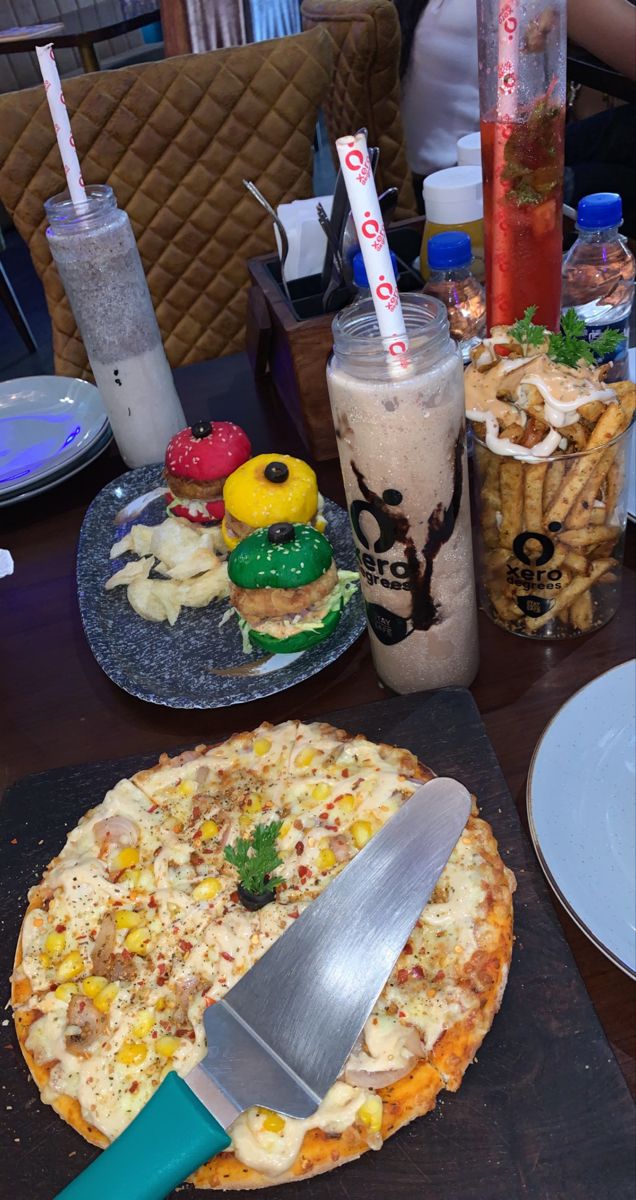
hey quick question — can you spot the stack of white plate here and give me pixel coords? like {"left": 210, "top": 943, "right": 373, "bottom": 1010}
{"left": 0, "top": 376, "right": 112, "bottom": 508}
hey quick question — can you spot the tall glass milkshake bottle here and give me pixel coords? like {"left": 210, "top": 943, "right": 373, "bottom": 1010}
{"left": 327, "top": 293, "right": 479, "bottom": 693}
{"left": 45, "top": 185, "right": 185, "bottom": 467}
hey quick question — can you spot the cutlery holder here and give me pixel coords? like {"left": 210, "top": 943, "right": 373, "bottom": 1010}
{"left": 246, "top": 220, "right": 425, "bottom": 461}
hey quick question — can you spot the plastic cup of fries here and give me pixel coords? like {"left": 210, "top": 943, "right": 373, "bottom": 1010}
{"left": 472, "top": 394, "right": 634, "bottom": 638}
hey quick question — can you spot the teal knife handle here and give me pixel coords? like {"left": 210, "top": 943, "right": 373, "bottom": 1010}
{"left": 56, "top": 1071, "right": 231, "bottom": 1200}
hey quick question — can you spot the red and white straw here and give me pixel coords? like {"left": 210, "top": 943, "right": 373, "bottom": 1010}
{"left": 335, "top": 131, "right": 409, "bottom": 366}
{"left": 489, "top": 2, "right": 520, "bottom": 321}
{"left": 36, "top": 43, "right": 86, "bottom": 207}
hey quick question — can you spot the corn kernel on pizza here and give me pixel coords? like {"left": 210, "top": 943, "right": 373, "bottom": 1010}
{"left": 12, "top": 722, "right": 515, "bottom": 1189}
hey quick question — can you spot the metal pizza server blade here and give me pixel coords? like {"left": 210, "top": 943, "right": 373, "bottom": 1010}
{"left": 56, "top": 776, "right": 470, "bottom": 1200}
{"left": 185, "top": 776, "right": 471, "bottom": 1124}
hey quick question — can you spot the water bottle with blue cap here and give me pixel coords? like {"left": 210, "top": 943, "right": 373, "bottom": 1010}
{"left": 561, "top": 193, "right": 635, "bottom": 382}
{"left": 351, "top": 249, "right": 399, "bottom": 300}
{"left": 423, "top": 232, "right": 486, "bottom": 364}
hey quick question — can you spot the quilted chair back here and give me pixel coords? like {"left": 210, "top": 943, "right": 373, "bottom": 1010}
{"left": 301, "top": 0, "right": 415, "bottom": 218}
{"left": 0, "top": 27, "right": 332, "bottom": 377}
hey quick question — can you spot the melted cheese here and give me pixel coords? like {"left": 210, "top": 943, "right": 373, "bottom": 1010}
{"left": 230, "top": 1082, "right": 372, "bottom": 1177}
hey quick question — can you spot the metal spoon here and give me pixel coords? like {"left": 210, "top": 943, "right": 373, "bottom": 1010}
{"left": 243, "top": 179, "right": 292, "bottom": 305}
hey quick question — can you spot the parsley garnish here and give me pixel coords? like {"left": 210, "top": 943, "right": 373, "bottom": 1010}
{"left": 507, "top": 306, "right": 623, "bottom": 369}
{"left": 509, "top": 306, "right": 547, "bottom": 351}
{"left": 548, "top": 309, "right": 623, "bottom": 368}
{"left": 224, "top": 820, "right": 284, "bottom": 895}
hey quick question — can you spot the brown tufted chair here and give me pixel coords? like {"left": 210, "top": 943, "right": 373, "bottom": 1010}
{"left": 0, "top": 27, "right": 332, "bottom": 378}
{"left": 301, "top": 0, "right": 415, "bottom": 218}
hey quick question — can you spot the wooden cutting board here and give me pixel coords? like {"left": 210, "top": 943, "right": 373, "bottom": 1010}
{"left": 0, "top": 688, "right": 633, "bottom": 1200}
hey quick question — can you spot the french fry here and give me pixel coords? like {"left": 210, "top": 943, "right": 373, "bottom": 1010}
{"left": 578, "top": 400, "right": 604, "bottom": 424}
{"left": 542, "top": 459, "right": 565, "bottom": 510}
{"left": 564, "top": 548, "right": 589, "bottom": 574}
{"left": 499, "top": 460, "right": 524, "bottom": 549}
{"left": 558, "top": 525, "right": 619, "bottom": 548}
{"left": 503, "top": 422, "right": 527, "bottom": 444}
{"left": 550, "top": 544, "right": 588, "bottom": 574}
{"left": 524, "top": 463, "right": 547, "bottom": 530}
{"left": 489, "top": 587, "right": 521, "bottom": 625}
{"left": 570, "top": 590, "right": 593, "bottom": 632}
{"left": 525, "top": 558, "right": 613, "bottom": 631}
{"left": 589, "top": 505, "right": 607, "bottom": 525}
{"left": 566, "top": 447, "right": 616, "bottom": 529}
{"left": 545, "top": 401, "right": 628, "bottom": 526}
{"left": 559, "top": 422, "right": 588, "bottom": 451}
{"left": 613, "top": 380, "right": 636, "bottom": 425}
{"left": 605, "top": 459, "right": 625, "bottom": 519}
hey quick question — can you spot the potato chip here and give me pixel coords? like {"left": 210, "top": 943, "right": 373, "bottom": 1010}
{"left": 105, "top": 557, "right": 155, "bottom": 590}
{"left": 110, "top": 524, "right": 154, "bottom": 559}
{"left": 178, "top": 566, "right": 229, "bottom": 607}
{"left": 159, "top": 548, "right": 226, "bottom": 581}
{"left": 127, "top": 578, "right": 182, "bottom": 626}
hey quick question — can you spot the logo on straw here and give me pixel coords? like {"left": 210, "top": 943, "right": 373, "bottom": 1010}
{"left": 375, "top": 276, "right": 397, "bottom": 308}
{"left": 69, "top": 135, "right": 76, "bottom": 148}
{"left": 499, "top": 4, "right": 517, "bottom": 37}
{"left": 361, "top": 211, "right": 385, "bottom": 251}
{"left": 44, "top": 79, "right": 51, "bottom": 92}
{"left": 388, "top": 340, "right": 408, "bottom": 356}
{"left": 498, "top": 62, "right": 516, "bottom": 93}
{"left": 344, "top": 141, "right": 371, "bottom": 185}
{"left": 344, "top": 145, "right": 365, "bottom": 171}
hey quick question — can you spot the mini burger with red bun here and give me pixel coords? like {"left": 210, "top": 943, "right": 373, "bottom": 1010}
{"left": 164, "top": 420, "right": 251, "bottom": 525}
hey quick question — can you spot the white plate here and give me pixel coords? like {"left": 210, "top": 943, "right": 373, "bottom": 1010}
{"left": 527, "top": 660, "right": 636, "bottom": 978}
{"left": 0, "top": 376, "right": 108, "bottom": 497}
{"left": 0, "top": 426, "right": 113, "bottom": 507}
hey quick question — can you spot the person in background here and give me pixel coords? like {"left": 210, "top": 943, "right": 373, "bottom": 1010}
{"left": 396, "top": 0, "right": 636, "bottom": 232}
{"left": 564, "top": 0, "right": 636, "bottom": 237}
{"left": 396, "top": 0, "right": 479, "bottom": 210}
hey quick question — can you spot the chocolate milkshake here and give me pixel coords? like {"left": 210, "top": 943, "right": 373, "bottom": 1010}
{"left": 327, "top": 294, "right": 478, "bottom": 693}
{"left": 45, "top": 186, "right": 184, "bottom": 467}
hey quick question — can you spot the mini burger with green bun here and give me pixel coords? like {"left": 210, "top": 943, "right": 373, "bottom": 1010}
{"left": 227, "top": 522, "right": 358, "bottom": 653}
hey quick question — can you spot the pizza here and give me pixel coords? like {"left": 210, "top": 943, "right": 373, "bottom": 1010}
{"left": 12, "top": 721, "right": 515, "bottom": 1189}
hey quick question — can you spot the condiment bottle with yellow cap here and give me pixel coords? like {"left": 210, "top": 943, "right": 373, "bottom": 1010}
{"left": 421, "top": 165, "right": 484, "bottom": 282}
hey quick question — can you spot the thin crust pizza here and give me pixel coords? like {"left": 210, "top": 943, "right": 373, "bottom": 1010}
{"left": 12, "top": 721, "right": 515, "bottom": 1188}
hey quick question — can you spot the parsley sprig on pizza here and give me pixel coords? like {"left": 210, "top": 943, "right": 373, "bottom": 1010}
{"left": 224, "top": 820, "right": 284, "bottom": 898}
{"left": 11, "top": 722, "right": 515, "bottom": 1189}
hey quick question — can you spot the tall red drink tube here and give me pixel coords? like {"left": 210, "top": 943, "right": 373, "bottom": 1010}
{"left": 477, "top": 0, "right": 566, "bottom": 331}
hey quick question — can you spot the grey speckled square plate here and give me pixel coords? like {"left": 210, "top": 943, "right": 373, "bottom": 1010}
{"left": 77, "top": 466, "right": 366, "bottom": 709}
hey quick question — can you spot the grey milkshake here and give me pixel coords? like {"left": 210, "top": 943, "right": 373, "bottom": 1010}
{"left": 46, "top": 186, "right": 184, "bottom": 467}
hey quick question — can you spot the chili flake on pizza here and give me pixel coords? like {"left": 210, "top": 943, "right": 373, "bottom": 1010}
{"left": 12, "top": 722, "right": 515, "bottom": 1188}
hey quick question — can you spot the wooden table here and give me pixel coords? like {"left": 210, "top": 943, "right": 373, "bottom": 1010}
{"left": 0, "top": 0, "right": 160, "bottom": 73}
{"left": 1, "top": 351, "right": 634, "bottom": 1104}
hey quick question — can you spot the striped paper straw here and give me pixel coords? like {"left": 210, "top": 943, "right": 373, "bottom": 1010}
{"left": 335, "top": 131, "right": 410, "bottom": 366}
{"left": 36, "top": 43, "right": 86, "bottom": 207}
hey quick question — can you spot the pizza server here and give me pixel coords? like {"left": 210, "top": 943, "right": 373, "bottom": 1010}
{"left": 56, "top": 776, "right": 471, "bottom": 1200}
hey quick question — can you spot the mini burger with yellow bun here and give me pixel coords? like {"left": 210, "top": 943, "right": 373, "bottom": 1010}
{"left": 221, "top": 453, "right": 325, "bottom": 550}
{"left": 164, "top": 420, "right": 251, "bottom": 525}
{"left": 227, "top": 522, "right": 357, "bottom": 653}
